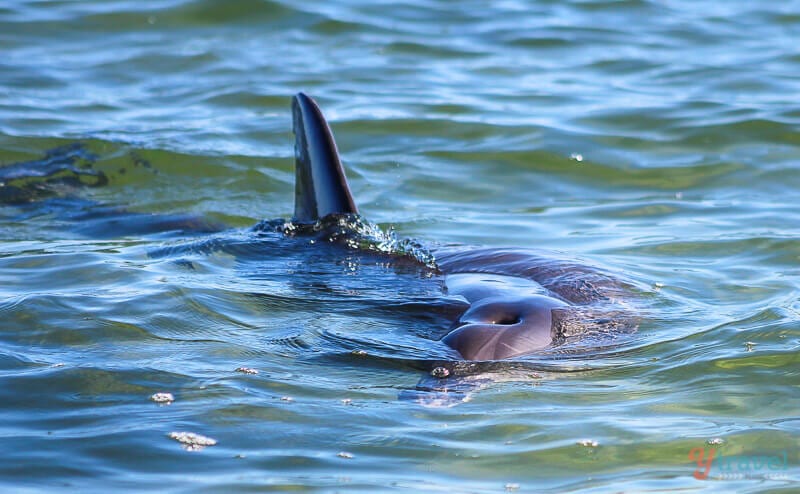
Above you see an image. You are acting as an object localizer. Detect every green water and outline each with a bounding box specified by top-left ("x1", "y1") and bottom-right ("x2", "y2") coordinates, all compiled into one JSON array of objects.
[{"x1": 1, "y1": 1, "x2": 798, "y2": 492}]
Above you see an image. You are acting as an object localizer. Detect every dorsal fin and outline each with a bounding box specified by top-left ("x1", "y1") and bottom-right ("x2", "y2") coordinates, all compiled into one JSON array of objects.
[{"x1": 291, "y1": 92, "x2": 358, "y2": 223}]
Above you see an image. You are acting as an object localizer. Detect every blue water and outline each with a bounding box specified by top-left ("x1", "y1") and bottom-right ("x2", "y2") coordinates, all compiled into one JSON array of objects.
[{"x1": 1, "y1": 1, "x2": 799, "y2": 492}]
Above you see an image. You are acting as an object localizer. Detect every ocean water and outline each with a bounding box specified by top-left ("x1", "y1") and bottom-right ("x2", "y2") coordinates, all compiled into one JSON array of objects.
[{"x1": 1, "y1": 0, "x2": 799, "y2": 492}]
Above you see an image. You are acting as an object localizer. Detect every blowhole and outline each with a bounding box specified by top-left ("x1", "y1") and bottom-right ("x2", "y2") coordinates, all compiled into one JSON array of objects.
[{"x1": 493, "y1": 315, "x2": 521, "y2": 325}]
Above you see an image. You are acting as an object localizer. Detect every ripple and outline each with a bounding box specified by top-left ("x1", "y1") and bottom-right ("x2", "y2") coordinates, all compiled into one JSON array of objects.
[{"x1": 1, "y1": 0, "x2": 800, "y2": 491}]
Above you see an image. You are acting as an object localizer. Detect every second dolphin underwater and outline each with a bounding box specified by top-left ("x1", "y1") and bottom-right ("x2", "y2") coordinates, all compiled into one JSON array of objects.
[{"x1": 1, "y1": 93, "x2": 638, "y2": 403}]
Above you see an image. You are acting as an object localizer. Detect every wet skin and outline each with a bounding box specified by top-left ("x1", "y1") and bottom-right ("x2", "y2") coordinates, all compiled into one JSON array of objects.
[{"x1": 441, "y1": 273, "x2": 567, "y2": 360}]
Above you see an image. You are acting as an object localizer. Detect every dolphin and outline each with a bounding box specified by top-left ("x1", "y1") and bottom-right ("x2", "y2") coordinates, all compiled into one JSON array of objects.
[
  {"x1": 292, "y1": 92, "x2": 635, "y2": 364},
  {"x1": 1, "y1": 93, "x2": 637, "y2": 403}
]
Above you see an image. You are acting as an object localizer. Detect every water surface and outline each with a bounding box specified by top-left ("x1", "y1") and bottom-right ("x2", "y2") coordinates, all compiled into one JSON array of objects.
[{"x1": 1, "y1": 1, "x2": 799, "y2": 492}]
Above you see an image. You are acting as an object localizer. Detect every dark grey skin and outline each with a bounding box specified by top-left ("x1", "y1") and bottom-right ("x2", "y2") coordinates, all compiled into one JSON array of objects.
[
  {"x1": 293, "y1": 93, "x2": 634, "y2": 362},
  {"x1": 292, "y1": 93, "x2": 358, "y2": 222}
]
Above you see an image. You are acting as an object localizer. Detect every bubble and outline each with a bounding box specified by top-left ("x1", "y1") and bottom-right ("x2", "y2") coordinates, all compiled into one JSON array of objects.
[
  {"x1": 431, "y1": 366, "x2": 450, "y2": 378},
  {"x1": 168, "y1": 431, "x2": 217, "y2": 451},
  {"x1": 150, "y1": 392, "x2": 174, "y2": 404}
]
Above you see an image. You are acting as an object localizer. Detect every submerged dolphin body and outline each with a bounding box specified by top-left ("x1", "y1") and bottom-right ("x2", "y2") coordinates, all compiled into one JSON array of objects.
[{"x1": 292, "y1": 92, "x2": 635, "y2": 365}]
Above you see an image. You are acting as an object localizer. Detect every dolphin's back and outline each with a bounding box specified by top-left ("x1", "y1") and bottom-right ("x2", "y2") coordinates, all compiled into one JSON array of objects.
[{"x1": 436, "y1": 248, "x2": 629, "y2": 305}]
